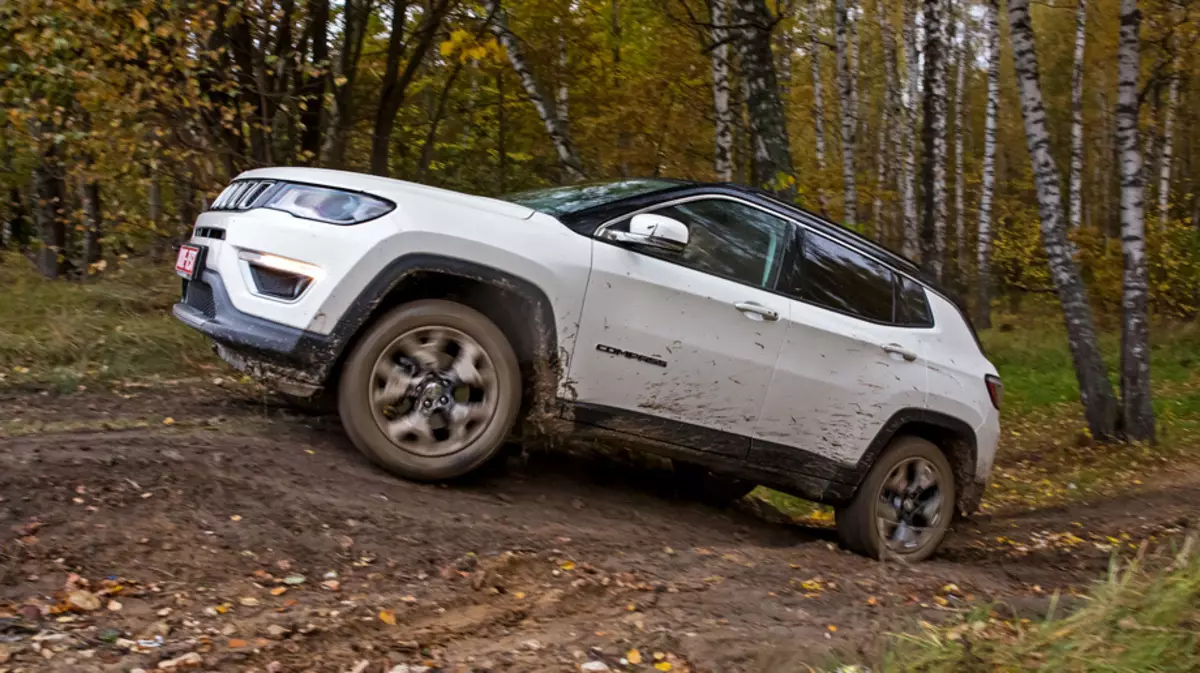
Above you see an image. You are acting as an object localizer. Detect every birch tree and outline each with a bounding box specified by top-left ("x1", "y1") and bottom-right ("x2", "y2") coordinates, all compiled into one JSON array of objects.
[
  {"x1": 1007, "y1": 0, "x2": 1119, "y2": 440},
  {"x1": 975, "y1": 0, "x2": 1000, "y2": 329},
  {"x1": 732, "y1": 0, "x2": 796, "y2": 195},
  {"x1": 711, "y1": 0, "x2": 735, "y2": 181},
  {"x1": 487, "y1": 0, "x2": 586, "y2": 182},
  {"x1": 1157, "y1": 73, "x2": 1178, "y2": 225},
  {"x1": 900, "y1": 0, "x2": 920, "y2": 260},
  {"x1": 951, "y1": 6, "x2": 967, "y2": 277},
  {"x1": 808, "y1": 5, "x2": 830, "y2": 213},
  {"x1": 872, "y1": 0, "x2": 898, "y2": 241},
  {"x1": 1068, "y1": 0, "x2": 1087, "y2": 229},
  {"x1": 1116, "y1": 0, "x2": 1154, "y2": 442},
  {"x1": 836, "y1": 0, "x2": 858, "y2": 228},
  {"x1": 919, "y1": 0, "x2": 949, "y2": 280}
]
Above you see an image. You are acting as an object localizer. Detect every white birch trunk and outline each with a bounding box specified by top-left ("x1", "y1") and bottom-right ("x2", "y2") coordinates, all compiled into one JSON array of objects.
[
  {"x1": 952, "y1": 7, "x2": 967, "y2": 277},
  {"x1": 1007, "y1": 0, "x2": 1119, "y2": 440},
  {"x1": 900, "y1": 0, "x2": 920, "y2": 259},
  {"x1": 1068, "y1": 0, "x2": 1087, "y2": 229},
  {"x1": 809, "y1": 12, "x2": 831, "y2": 214},
  {"x1": 556, "y1": 30, "x2": 569, "y2": 128},
  {"x1": 919, "y1": 0, "x2": 949, "y2": 280},
  {"x1": 711, "y1": 0, "x2": 735, "y2": 181},
  {"x1": 487, "y1": 0, "x2": 585, "y2": 182},
  {"x1": 836, "y1": 0, "x2": 858, "y2": 229},
  {"x1": 976, "y1": 0, "x2": 1000, "y2": 328},
  {"x1": 1157, "y1": 73, "x2": 1178, "y2": 225},
  {"x1": 1116, "y1": 0, "x2": 1154, "y2": 442}
]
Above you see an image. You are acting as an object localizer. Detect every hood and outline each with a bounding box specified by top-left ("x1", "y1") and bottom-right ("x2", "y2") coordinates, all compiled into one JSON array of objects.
[{"x1": 236, "y1": 167, "x2": 536, "y2": 221}]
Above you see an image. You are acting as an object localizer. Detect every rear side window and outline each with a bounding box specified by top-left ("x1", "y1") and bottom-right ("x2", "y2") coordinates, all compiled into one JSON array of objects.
[
  {"x1": 896, "y1": 276, "x2": 934, "y2": 327},
  {"x1": 796, "y1": 234, "x2": 895, "y2": 322}
]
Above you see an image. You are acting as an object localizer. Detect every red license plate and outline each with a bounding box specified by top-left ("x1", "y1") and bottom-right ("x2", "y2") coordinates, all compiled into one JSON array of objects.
[{"x1": 175, "y1": 244, "x2": 203, "y2": 279}]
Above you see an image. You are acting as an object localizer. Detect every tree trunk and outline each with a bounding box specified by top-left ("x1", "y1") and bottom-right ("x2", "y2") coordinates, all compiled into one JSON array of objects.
[
  {"x1": 951, "y1": 7, "x2": 967, "y2": 280},
  {"x1": 1068, "y1": 0, "x2": 1087, "y2": 229},
  {"x1": 418, "y1": 62, "x2": 466, "y2": 180},
  {"x1": 556, "y1": 28, "x2": 569, "y2": 127},
  {"x1": 1157, "y1": 72, "x2": 1178, "y2": 225},
  {"x1": 300, "y1": 0, "x2": 329, "y2": 163},
  {"x1": 323, "y1": 0, "x2": 373, "y2": 168},
  {"x1": 31, "y1": 122, "x2": 67, "y2": 279},
  {"x1": 1116, "y1": 0, "x2": 1154, "y2": 442},
  {"x1": 900, "y1": 0, "x2": 920, "y2": 259},
  {"x1": 1007, "y1": 0, "x2": 1119, "y2": 440},
  {"x1": 496, "y1": 69, "x2": 508, "y2": 192},
  {"x1": 78, "y1": 178, "x2": 102, "y2": 272},
  {"x1": 872, "y1": 0, "x2": 898, "y2": 243},
  {"x1": 732, "y1": 0, "x2": 796, "y2": 196},
  {"x1": 836, "y1": 0, "x2": 858, "y2": 229},
  {"x1": 808, "y1": 6, "x2": 830, "y2": 213},
  {"x1": 919, "y1": 0, "x2": 949, "y2": 281},
  {"x1": 976, "y1": 0, "x2": 1000, "y2": 329},
  {"x1": 711, "y1": 0, "x2": 735, "y2": 181},
  {"x1": 487, "y1": 0, "x2": 585, "y2": 182}
]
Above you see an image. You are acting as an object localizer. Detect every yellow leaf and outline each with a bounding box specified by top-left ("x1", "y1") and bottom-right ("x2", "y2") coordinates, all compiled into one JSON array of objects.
[
  {"x1": 560, "y1": 561, "x2": 576, "y2": 571},
  {"x1": 654, "y1": 663, "x2": 672, "y2": 671},
  {"x1": 379, "y1": 610, "x2": 396, "y2": 625},
  {"x1": 627, "y1": 649, "x2": 642, "y2": 664},
  {"x1": 163, "y1": 417, "x2": 175, "y2": 425},
  {"x1": 131, "y1": 10, "x2": 149, "y2": 30},
  {"x1": 513, "y1": 591, "x2": 526, "y2": 600},
  {"x1": 827, "y1": 624, "x2": 838, "y2": 632},
  {"x1": 270, "y1": 587, "x2": 288, "y2": 596}
]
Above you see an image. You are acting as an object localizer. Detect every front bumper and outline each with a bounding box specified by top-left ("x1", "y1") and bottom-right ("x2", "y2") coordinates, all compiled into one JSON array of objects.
[{"x1": 174, "y1": 270, "x2": 339, "y2": 396}]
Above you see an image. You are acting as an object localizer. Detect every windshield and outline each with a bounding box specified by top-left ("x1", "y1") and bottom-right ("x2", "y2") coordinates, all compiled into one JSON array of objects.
[{"x1": 502, "y1": 179, "x2": 684, "y2": 217}]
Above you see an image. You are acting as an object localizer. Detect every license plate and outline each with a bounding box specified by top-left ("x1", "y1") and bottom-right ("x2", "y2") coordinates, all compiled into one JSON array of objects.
[{"x1": 175, "y1": 244, "x2": 204, "y2": 280}]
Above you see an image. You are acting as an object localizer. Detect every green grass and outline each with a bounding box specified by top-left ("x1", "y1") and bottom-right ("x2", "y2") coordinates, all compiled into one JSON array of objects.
[
  {"x1": 0, "y1": 252, "x2": 216, "y2": 389},
  {"x1": 884, "y1": 540, "x2": 1200, "y2": 672}
]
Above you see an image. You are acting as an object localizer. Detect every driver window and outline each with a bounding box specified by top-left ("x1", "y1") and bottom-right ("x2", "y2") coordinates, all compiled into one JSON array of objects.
[{"x1": 612, "y1": 199, "x2": 792, "y2": 288}]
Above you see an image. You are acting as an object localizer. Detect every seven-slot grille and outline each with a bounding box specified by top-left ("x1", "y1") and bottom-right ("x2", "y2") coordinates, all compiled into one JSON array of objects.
[{"x1": 209, "y1": 180, "x2": 276, "y2": 211}]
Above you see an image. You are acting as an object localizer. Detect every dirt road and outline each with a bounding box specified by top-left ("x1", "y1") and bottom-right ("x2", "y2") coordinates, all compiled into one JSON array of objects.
[{"x1": 1, "y1": 384, "x2": 1196, "y2": 672}]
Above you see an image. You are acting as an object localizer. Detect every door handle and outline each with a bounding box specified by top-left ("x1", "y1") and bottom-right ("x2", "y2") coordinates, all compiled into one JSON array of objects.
[
  {"x1": 881, "y1": 343, "x2": 918, "y2": 362},
  {"x1": 734, "y1": 301, "x2": 779, "y2": 322}
]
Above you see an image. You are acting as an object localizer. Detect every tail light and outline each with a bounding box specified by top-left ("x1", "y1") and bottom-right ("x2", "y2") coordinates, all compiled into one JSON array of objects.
[{"x1": 985, "y1": 375, "x2": 1003, "y2": 410}]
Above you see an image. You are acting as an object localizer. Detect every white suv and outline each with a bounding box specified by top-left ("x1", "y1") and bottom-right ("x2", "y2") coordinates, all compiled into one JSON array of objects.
[{"x1": 174, "y1": 167, "x2": 1001, "y2": 561}]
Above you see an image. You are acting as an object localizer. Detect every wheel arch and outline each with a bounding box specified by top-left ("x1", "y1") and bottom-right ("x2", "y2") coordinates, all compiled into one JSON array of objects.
[
  {"x1": 852, "y1": 409, "x2": 980, "y2": 515},
  {"x1": 320, "y1": 254, "x2": 562, "y2": 427}
]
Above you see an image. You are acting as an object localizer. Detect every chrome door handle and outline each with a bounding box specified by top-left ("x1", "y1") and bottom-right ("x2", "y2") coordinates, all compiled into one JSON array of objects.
[
  {"x1": 881, "y1": 343, "x2": 918, "y2": 362},
  {"x1": 734, "y1": 301, "x2": 779, "y2": 322}
]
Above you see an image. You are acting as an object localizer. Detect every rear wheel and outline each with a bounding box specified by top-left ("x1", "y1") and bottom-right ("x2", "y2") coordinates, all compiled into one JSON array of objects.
[
  {"x1": 338, "y1": 300, "x2": 522, "y2": 481},
  {"x1": 835, "y1": 436, "x2": 955, "y2": 562}
]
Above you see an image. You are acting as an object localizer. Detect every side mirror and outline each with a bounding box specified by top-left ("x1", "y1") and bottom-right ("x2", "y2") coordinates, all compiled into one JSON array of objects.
[{"x1": 602, "y1": 213, "x2": 689, "y2": 252}]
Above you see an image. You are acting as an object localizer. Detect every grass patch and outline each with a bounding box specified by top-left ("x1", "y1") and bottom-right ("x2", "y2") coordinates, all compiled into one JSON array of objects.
[
  {"x1": 0, "y1": 252, "x2": 216, "y2": 388},
  {"x1": 885, "y1": 539, "x2": 1200, "y2": 672}
]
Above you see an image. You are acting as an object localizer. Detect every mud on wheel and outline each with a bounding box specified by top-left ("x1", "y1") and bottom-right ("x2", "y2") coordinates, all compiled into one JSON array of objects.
[
  {"x1": 835, "y1": 436, "x2": 955, "y2": 562},
  {"x1": 338, "y1": 299, "x2": 522, "y2": 481}
]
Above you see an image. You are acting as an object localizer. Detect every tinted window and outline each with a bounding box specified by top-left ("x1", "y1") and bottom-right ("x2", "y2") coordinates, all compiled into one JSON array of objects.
[
  {"x1": 796, "y1": 234, "x2": 895, "y2": 322},
  {"x1": 502, "y1": 179, "x2": 682, "y2": 217},
  {"x1": 613, "y1": 199, "x2": 792, "y2": 287},
  {"x1": 896, "y1": 276, "x2": 934, "y2": 327}
]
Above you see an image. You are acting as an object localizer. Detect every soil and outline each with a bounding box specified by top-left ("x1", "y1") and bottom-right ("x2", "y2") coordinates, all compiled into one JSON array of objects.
[{"x1": 1, "y1": 383, "x2": 1197, "y2": 673}]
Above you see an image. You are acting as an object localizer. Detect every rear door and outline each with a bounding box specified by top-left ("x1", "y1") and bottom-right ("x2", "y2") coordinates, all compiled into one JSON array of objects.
[
  {"x1": 751, "y1": 230, "x2": 930, "y2": 473},
  {"x1": 567, "y1": 196, "x2": 793, "y2": 457}
]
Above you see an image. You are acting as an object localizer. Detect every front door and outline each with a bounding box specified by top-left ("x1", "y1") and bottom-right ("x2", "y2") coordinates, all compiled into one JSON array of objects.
[{"x1": 567, "y1": 197, "x2": 794, "y2": 458}]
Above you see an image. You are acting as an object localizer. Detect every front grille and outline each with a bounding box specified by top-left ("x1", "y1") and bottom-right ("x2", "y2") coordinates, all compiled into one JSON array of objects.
[
  {"x1": 184, "y1": 279, "x2": 216, "y2": 318},
  {"x1": 209, "y1": 179, "x2": 276, "y2": 212}
]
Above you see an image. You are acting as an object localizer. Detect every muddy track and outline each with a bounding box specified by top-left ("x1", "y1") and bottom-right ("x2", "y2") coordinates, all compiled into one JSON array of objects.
[{"x1": 1, "y1": 386, "x2": 1196, "y2": 672}]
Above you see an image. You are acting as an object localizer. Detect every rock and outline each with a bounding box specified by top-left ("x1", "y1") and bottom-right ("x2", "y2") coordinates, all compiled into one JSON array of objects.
[
  {"x1": 158, "y1": 652, "x2": 203, "y2": 669},
  {"x1": 266, "y1": 624, "x2": 289, "y2": 639},
  {"x1": 580, "y1": 662, "x2": 610, "y2": 672},
  {"x1": 521, "y1": 639, "x2": 543, "y2": 652},
  {"x1": 67, "y1": 590, "x2": 101, "y2": 612},
  {"x1": 267, "y1": 662, "x2": 284, "y2": 673},
  {"x1": 323, "y1": 571, "x2": 338, "y2": 580}
]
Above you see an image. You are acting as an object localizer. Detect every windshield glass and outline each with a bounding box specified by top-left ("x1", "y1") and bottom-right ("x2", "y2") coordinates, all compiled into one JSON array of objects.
[{"x1": 502, "y1": 179, "x2": 683, "y2": 217}]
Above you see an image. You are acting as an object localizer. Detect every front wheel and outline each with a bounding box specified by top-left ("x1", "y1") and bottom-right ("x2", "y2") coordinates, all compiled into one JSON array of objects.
[
  {"x1": 835, "y1": 436, "x2": 955, "y2": 562},
  {"x1": 337, "y1": 299, "x2": 522, "y2": 481}
]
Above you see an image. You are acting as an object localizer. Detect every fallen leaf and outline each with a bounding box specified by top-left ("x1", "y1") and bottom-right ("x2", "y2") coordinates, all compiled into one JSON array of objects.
[
  {"x1": 627, "y1": 649, "x2": 643, "y2": 664},
  {"x1": 107, "y1": 600, "x2": 122, "y2": 612},
  {"x1": 283, "y1": 575, "x2": 306, "y2": 585},
  {"x1": 67, "y1": 590, "x2": 101, "y2": 612},
  {"x1": 560, "y1": 561, "x2": 576, "y2": 571},
  {"x1": 163, "y1": 417, "x2": 175, "y2": 425},
  {"x1": 513, "y1": 591, "x2": 526, "y2": 600},
  {"x1": 227, "y1": 638, "x2": 249, "y2": 649},
  {"x1": 230, "y1": 515, "x2": 242, "y2": 522},
  {"x1": 270, "y1": 587, "x2": 288, "y2": 596},
  {"x1": 379, "y1": 610, "x2": 396, "y2": 625},
  {"x1": 827, "y1": 624, "x2": 838, "y2": 632},
  {"x1": 239, "y1": 597, "x2": 260, "y2": 607},
  {"x1": 654, "y1": 663, "x2": 672, "y2": 671}
]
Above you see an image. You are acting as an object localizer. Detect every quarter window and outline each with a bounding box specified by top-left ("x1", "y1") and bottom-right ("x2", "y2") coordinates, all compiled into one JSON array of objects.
[
  {"x1": 609, "y1": 199, "x2": 792, "y2": 288},
  {"x1": 896, "y1": 276, "x2": 934, "y2": 327},
  {"x1": 793, "y1": 233, "x2": 895, "y2": 323}
]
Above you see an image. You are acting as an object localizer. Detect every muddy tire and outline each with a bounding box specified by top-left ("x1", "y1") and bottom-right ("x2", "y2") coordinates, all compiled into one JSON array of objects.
[
  {"x1": 674, "y1": 462, "x2": 756, "y2": 505},
  {"x1": 338, "y1": 299, "x2": 522, "y2": 481},
  {"x1": 835, "y1": 436, "x2": 955, "y2": 562}
]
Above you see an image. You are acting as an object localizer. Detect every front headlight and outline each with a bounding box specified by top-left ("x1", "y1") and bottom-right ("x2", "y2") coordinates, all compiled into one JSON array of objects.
[{"x1": 260, "y1": 184, "x2": 394, "y2": 225}]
